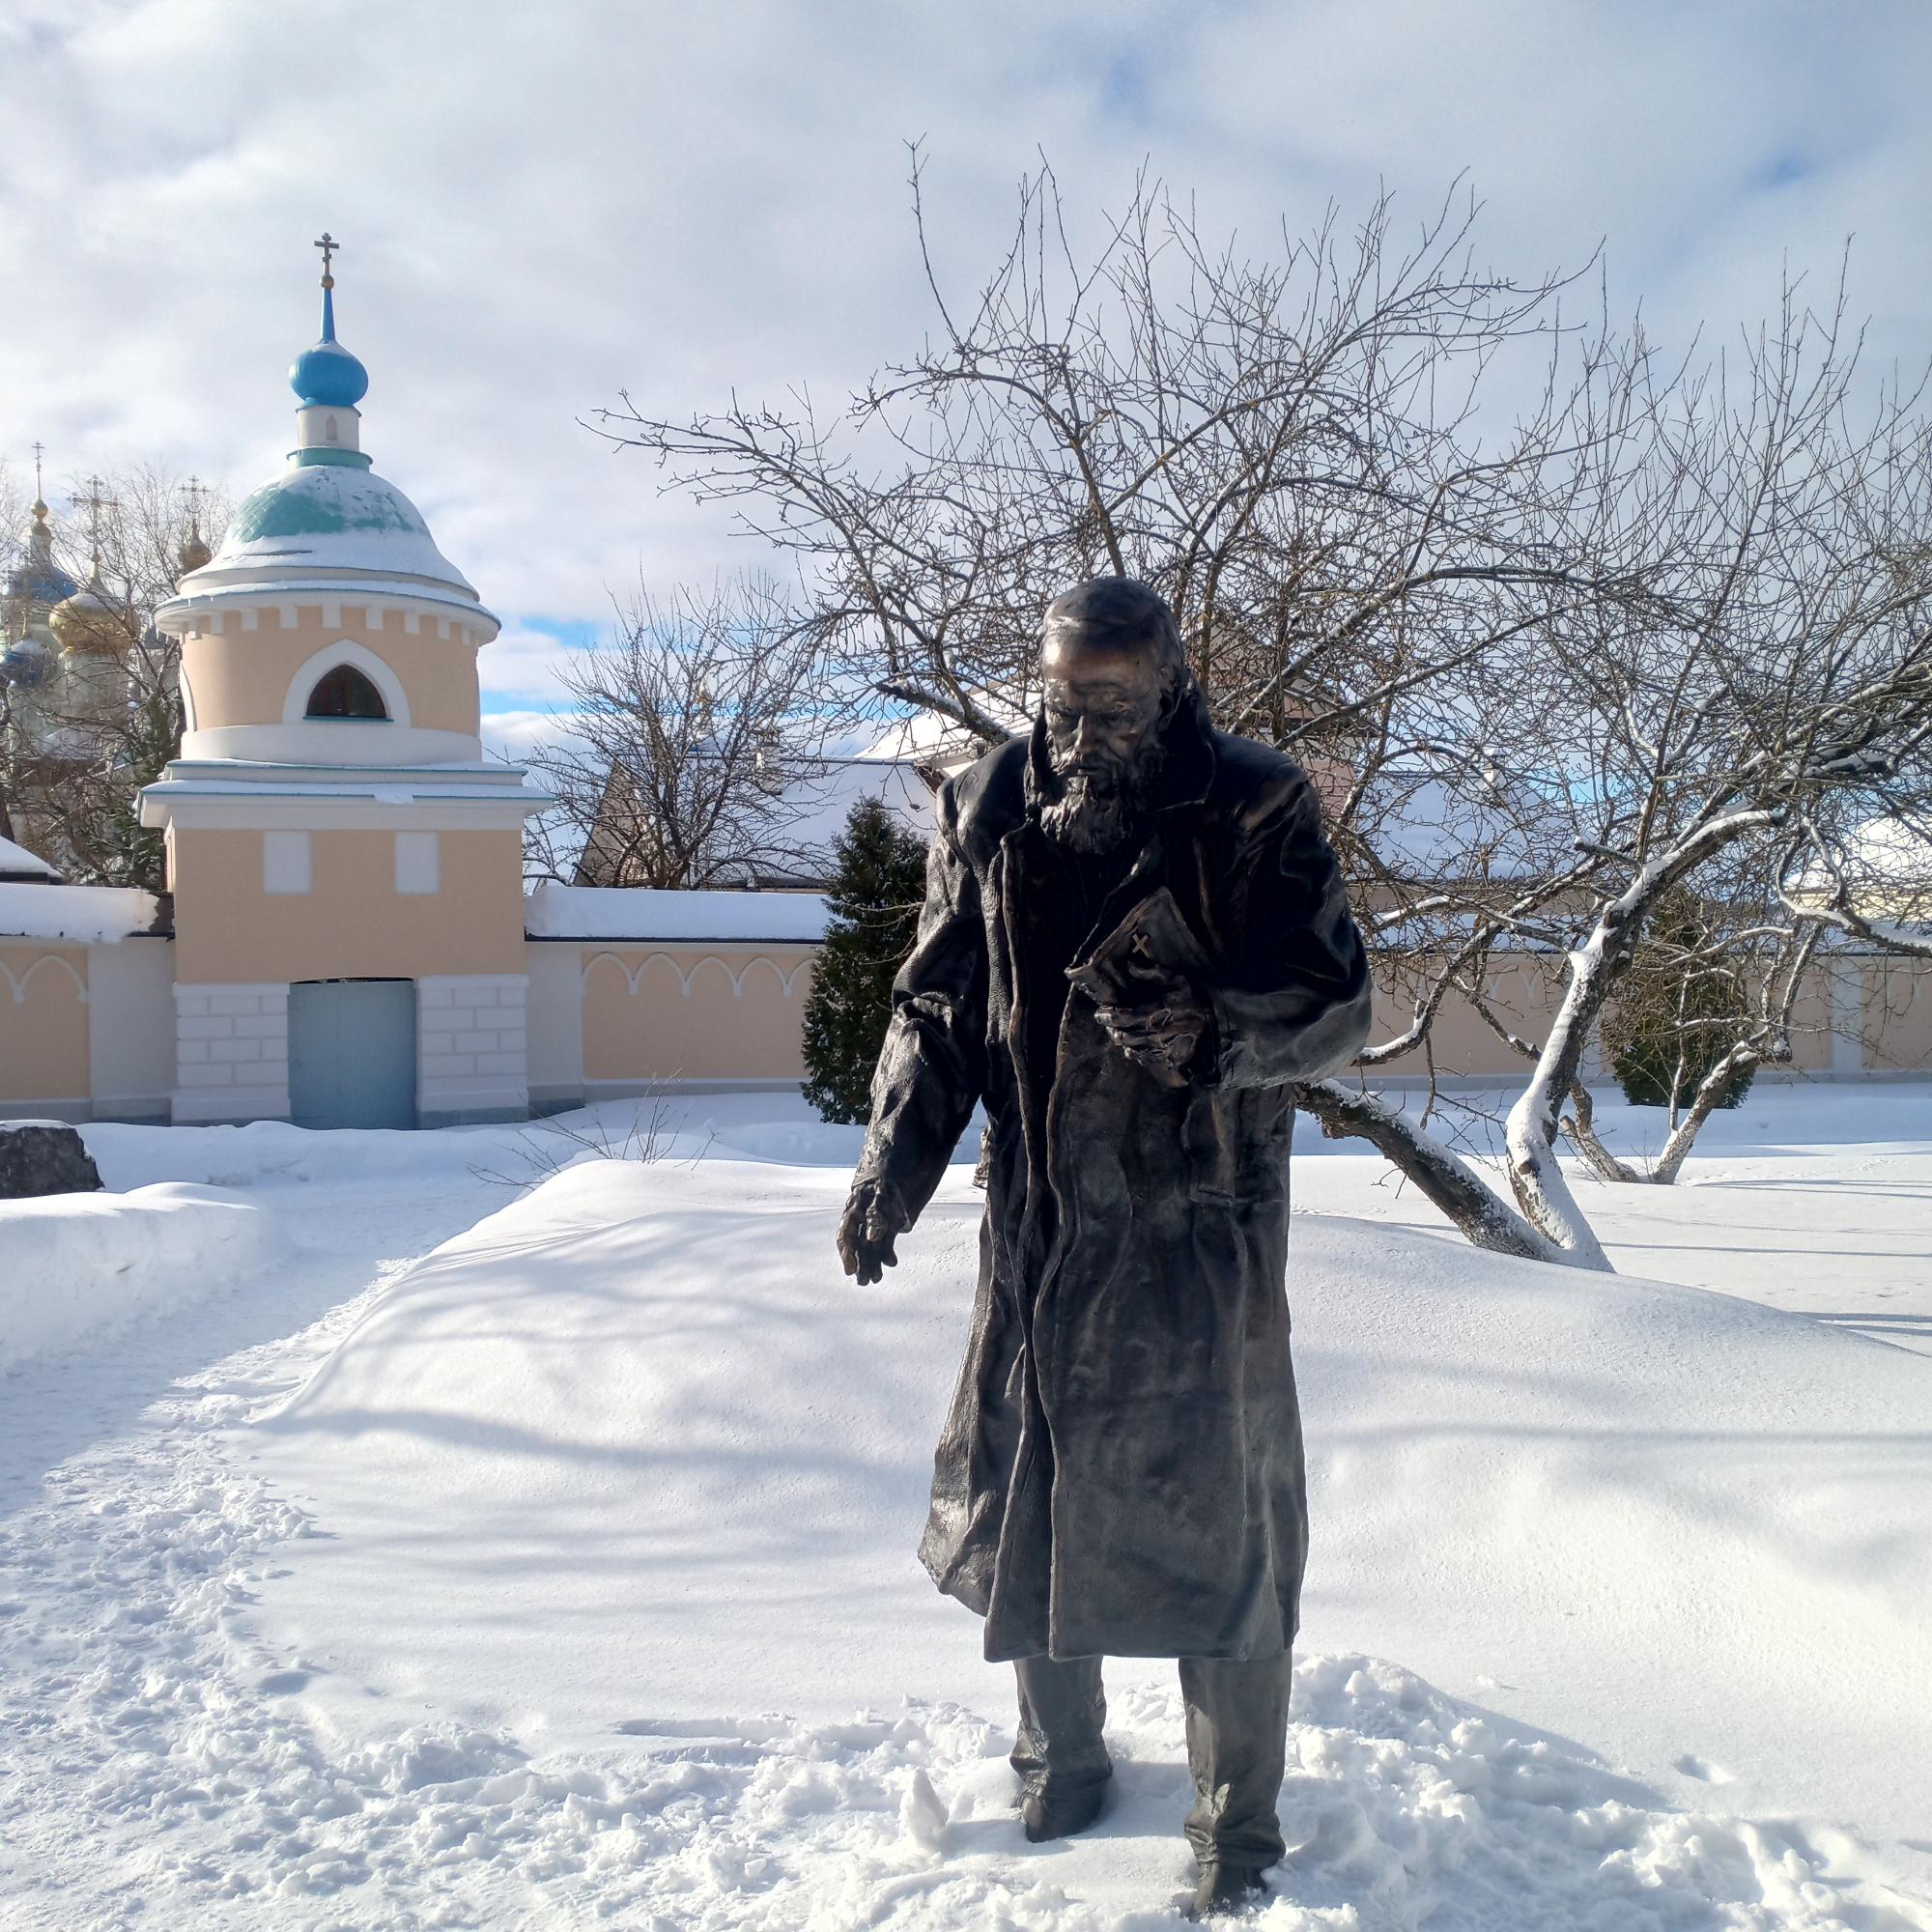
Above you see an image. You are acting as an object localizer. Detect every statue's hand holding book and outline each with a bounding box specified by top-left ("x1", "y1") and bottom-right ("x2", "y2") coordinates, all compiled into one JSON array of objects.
[{"x1": 1067, "y1": 888, "x2": 1214, "y2": 1086}]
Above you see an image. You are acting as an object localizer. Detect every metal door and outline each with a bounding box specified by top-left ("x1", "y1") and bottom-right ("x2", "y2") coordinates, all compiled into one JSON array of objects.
[{"x1": 287, "y1": 979, "x2": 417, "y2": 1130}]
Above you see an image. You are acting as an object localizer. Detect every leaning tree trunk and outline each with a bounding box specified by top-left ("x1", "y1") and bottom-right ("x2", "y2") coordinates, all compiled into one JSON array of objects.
[
  {"x1": 1648, "y1": 1042, "x2": 1764, "y2": 1183},
  {"x1": 1296, "y1": 1080, "x2": 1576, "y2": 1266},
  {"x1": 1305, "y1": 809, "x2": 1787, "y2": 1268},
  {"x1": 1499, "y1": 809, "x2": 1782, "y2": 1257}
]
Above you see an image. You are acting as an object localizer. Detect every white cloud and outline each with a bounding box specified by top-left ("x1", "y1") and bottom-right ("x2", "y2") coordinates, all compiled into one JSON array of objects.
[
  {"x1": 480, "y1": 708, "x2": 574, "y2": 764},
  {"x1": 3, "y1": 0, "x2": 1927, "y2": 718}
]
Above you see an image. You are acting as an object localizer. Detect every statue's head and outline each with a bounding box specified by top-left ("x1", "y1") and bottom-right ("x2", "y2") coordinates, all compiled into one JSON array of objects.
[{"x1": 1037, "y1": 577, "x2": 1184, "y2": 853}]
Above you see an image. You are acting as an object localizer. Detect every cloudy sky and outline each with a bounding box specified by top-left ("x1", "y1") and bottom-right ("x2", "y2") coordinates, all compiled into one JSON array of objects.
[{"x1": 4, "y1": 0, "x2": 1927, "y2": 749}]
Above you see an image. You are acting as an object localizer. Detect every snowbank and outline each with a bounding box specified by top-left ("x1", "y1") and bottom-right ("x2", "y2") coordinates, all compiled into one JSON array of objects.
[
  {"x1": 524, "y1": 881, "x2": 828, "y2": 942},
  {"x1": 251, "y1": 1154, "x2": 1932, "y2": 1916},
  {"x1": 0, "y1": 1181, "x2": 273, "y2": 1372},
  {"x1": 0, "y1": 880, "x2": 158, "y2": 941}
]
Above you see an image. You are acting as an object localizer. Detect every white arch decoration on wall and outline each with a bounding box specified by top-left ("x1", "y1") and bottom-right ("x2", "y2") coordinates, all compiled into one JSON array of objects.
[
  {"x1": 580, "y1": 949, "x2": 811, "y2": 999},
  {"x1": 280, "y1": 639, "x2": 412, "y2": 727},
  {"x1": 0, "y1": 953, "x2": 89, "y2": 1004}
]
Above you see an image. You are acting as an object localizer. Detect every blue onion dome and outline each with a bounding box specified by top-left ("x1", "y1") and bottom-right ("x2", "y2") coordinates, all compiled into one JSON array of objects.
[
  {"x1": 1, "y1": 639, "x2": 52, "y2": 688},
  {"x1": 6, "y1": 499, "x2": 77, "y2": 609},
  {"x1": 289, "y1": 285, "x2": 369, "y2": 409}
]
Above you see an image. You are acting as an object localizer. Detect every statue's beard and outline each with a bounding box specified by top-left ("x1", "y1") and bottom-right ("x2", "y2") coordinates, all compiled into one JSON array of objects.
[{"x1": 1038, "y1": 734, "x2": 1165, "y2": 854}]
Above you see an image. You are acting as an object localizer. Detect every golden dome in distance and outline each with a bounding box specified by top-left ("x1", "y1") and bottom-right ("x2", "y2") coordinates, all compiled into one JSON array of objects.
[
  {"x1": 52, "y1": 473, "x2": 130, "y2": 660},
  {"x1": 177, "y1": 475, "x2": 213, "y2": 580},
  {"x1": 50, "y1": 570, "x2": 129, "y2": 661}
]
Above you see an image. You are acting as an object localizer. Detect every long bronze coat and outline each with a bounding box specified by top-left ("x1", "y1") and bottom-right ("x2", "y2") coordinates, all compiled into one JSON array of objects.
[{"x1": 855, "y1": 685, "x2": 1373, "y2": 1662}]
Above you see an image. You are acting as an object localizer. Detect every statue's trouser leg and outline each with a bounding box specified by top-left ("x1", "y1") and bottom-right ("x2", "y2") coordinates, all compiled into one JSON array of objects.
[
  {"x1": 1179, "y1": 1652, "x2": 1292, "y2": 1871},
  {"x1": 1010, "y1": 1654, "x2": 1112, "y2": 1801}
]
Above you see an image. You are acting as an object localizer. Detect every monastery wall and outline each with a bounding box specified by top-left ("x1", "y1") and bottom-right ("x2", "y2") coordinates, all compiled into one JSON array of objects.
[
  {"x1": 559, "y1": 941, "x2": 817, "y2": 1096},
  {"x1": 0, "y1": 934, "x2": 173, "y2": 1122},
  {"x1": 0, "y1": 942, "x2": 90, "y2": 1118},
  {"x1": 1363, "y1": 952, "x2": 1917, "y2": 1084},
  {"x1": 1864, "y1": 960, "x2": 1932, "y2": 1073},
  {"x1": 2, "y1": 915, "x2": 1928, "y2": 1125}
]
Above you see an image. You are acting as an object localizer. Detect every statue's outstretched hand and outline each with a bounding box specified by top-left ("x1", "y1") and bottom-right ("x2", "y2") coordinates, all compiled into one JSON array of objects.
[{"x1": 838, "y1": 1177, "x2": 910, "y2": 1285}]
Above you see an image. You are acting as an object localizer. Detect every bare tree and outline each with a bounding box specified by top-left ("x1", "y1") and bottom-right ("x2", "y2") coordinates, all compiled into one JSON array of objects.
[
  {"x1": 2, "y1": 462, "x2": 228, "y2": 891},
  {"x1": 1303, "y1": 273, "x2": 1932, "y2": 1257},
  {"x1": 595, "y1": 158, "x2": 1647, "y2": 765},
  {"x1": 592, "y1": 165, "x2": 1932, "y2": 1268},
  {"x1": 524, "y1": 576, "x2": 841, "y2": 890}
]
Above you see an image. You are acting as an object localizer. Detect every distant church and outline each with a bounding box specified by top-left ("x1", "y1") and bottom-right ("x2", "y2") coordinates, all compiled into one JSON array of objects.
[
  {"x1": 0, "y1": 244, "x2": 835, "y2": 1128},
  {"x1": 2, "y1": 457, "x2": 197, "y2": 868}
]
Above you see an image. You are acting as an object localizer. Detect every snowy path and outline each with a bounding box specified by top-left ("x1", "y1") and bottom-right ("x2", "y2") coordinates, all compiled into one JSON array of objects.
[
  {"x1": 3, "y1": 1099, "x2": 1931, "y2": 1929},
  {"x1": 0, "y1": 1142, "x2": 510, "y2": 1927}
]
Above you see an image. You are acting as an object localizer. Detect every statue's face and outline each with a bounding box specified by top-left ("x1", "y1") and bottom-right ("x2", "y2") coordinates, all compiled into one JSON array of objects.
[
  {"x1": 1040, "y1": 630, "x2": 1166, "y2": 781},
  {"x1": 1037, "y1": 627, "x2": 1168, "y2": 853}
]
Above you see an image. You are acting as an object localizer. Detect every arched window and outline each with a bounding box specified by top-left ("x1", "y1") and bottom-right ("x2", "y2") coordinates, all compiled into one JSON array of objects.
[{"x1": 305, "y1": 664, "x2": 388, "y2": 720}]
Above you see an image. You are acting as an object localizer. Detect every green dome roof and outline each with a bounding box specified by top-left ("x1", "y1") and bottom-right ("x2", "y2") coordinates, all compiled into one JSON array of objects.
[{"x1": 199, "y1": 462, "x2": 477, "y2": 599}]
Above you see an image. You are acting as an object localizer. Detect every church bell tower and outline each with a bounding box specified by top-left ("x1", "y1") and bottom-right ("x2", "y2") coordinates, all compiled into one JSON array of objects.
[{"x1": 141, "y1": 237, "x2": 549, "y2": 1128}]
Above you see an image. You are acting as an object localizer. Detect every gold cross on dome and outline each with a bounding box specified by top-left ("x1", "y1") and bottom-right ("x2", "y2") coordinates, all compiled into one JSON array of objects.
[
  {"x1": 314, "y1": 231, "x2": 339, "y2": 289},
  {"x1": 78, "y1": 473, "x2": 113, "y2": 570}
]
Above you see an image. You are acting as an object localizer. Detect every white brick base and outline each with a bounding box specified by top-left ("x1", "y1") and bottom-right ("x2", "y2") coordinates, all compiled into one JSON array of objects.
[
  {"x1": 172, "y1": 981, "x2": 291, "y2": 1123},
  {"x1": 416, "y1": 974, "x2": 529, "y2": 1122}
]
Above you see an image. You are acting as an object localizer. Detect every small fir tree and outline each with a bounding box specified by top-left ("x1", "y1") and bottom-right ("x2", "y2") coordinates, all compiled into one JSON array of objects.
[
  {"x1": 1602, "y1": 891, "x2": 1759, "y2": 1113},
  {"x1": 801, "y1": 797, "x2": 930, "y2": 1123}
]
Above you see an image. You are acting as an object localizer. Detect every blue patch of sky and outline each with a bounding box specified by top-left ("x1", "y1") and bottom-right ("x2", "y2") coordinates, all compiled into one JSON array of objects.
[
  {"x1": 1100, "y1": 48, "x2": 1154, "y2": 125},
  {"x1": 1757, "y1": 150, "x2": 1810, "y2": 192},
  {"x1": 480, "y1": 612, "x2": 598, "y2": 714},
  {"x1": 1034, "y1": 0, "x2": 1251, "y2": 133}
]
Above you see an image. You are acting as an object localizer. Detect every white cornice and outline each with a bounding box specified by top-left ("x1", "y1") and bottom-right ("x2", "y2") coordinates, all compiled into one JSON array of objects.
[
  {"x1": 161, "y1": 757, "x2": 534, "y2": 784},
  {"x1": 139, "y1": 757, "x2": 554, "y2": 832},
  {"x1": 140, "y1": 792, "x2": 545, "y2": 834}
]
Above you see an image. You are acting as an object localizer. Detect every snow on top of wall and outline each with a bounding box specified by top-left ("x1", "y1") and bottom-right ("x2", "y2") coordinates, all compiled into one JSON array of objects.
[
  {"x1": 526, "y1": 883, "x2": 829, "y2": 943},
  {"x1": 765, "y1": 755, "x2": 933, "y2": 862},
  {"x1": 857, "y1": 692, "x2": 1030, "y2": 767},
  {"x1": 0, "y1": 835, "x2": 59, "y2": 880},
  {"x1": 0, "y1": 883, "x2": 159, "y2": 943}
]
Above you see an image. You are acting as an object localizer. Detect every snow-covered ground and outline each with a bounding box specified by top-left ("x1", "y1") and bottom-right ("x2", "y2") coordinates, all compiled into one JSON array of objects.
[
  {"x1": 0, "y1": 1181, "x2": 273, "y2": 1373},
  {"x1": 2, "y1": 1088, "x2": 1929, "y2": 1929}
]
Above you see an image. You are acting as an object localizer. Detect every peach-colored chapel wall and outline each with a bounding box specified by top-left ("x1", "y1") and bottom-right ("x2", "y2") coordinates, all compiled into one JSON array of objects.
[
  {"x1": 181, "y1": 605, "x2": 481, "y2": 736},
  {"x1": 0, "y1": 945, "x2": 89, "y2": 1102},
  {"x1": 172, "y1": 828, "x2": 526, "y2": 984},
  {"x1": 581, "y1": 947, "x2": 816, "y2": 1082}
]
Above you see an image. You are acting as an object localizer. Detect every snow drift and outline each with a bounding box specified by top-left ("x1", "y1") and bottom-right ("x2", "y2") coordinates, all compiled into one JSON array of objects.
[
  {"x1": 0, "y1": 1180, "x2": 273, "y2": 1372},
  {"x1": 248, "y1": 1152, "x2": 1932, "y2": 1923}
]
